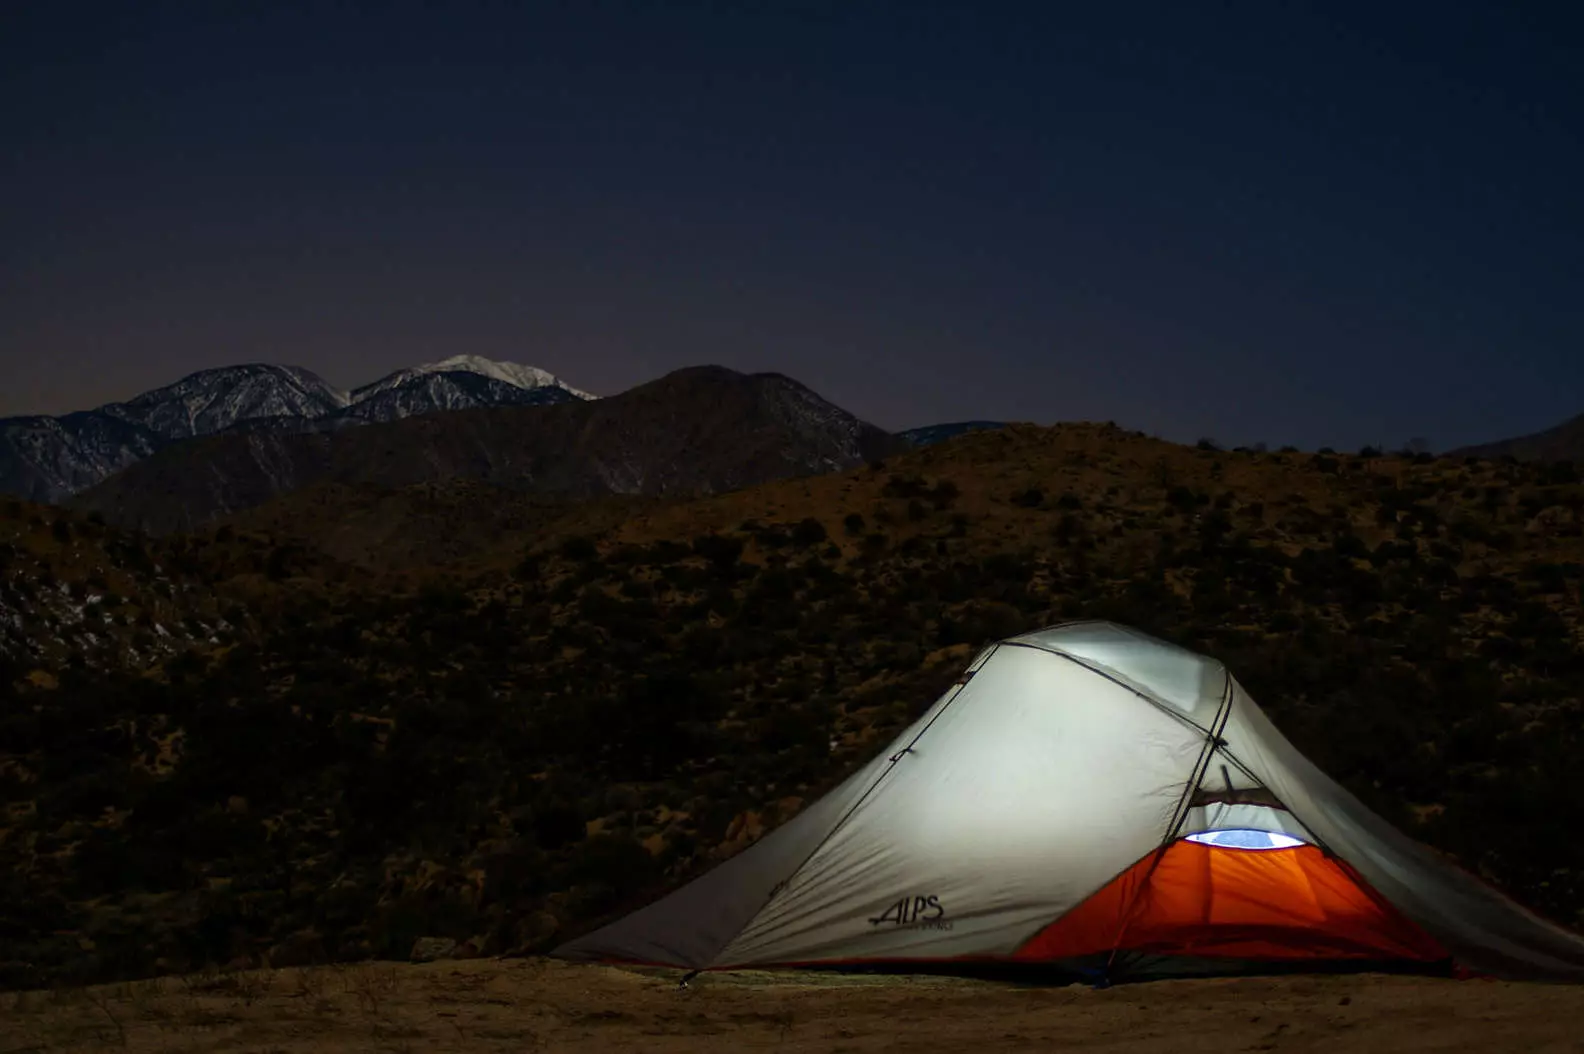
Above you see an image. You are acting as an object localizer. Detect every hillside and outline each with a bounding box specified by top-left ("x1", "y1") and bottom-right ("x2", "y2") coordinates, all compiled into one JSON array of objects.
[
  {"x1": 219, "y1": 482, "x2": 651, "y2": 572},
  {"x1": 896, "y1": 420, "x2": 1007, "y2": 446},
  {"x1": 72, "y1": 367, "x2": 902, "y2": 534},
  {"x1": 4, "y1": 425, "x2": 1584, "y2": 987},
  {"x1": 0, "y1": 499, "x2": 264, "y2": 674},
  {"x1": 1450, "y1": 412, "x2": 1584, "y2": 463}
]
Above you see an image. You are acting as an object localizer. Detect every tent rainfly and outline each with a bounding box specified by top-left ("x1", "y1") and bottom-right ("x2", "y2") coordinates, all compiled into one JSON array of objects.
[{"x1": 554, "y1": 622, "x2": 1584, "y2": 982}]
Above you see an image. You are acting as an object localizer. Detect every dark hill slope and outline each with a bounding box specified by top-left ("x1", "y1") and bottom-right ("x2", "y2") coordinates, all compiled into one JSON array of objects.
[
  {"x1": 0, "y1": 413, "x2": 162, "y2": 504},
  {"x1": 896, "y1": 420, "x2": 1007, "y2": 446},
  {"x1": 0, "y1": 499, "x2": 249, "y2": 673},
  {"x1": 73, "y1": 367, "x2": 902, "y2": 534},
  {"x1": 1450, "y1": 413, "x2": 1584, "y2": 463}
]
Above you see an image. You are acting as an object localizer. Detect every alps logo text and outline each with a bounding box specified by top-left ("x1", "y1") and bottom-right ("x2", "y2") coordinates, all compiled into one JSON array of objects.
[{"x1": 868, "y1": 895, "x2": 950, "y2": 930}]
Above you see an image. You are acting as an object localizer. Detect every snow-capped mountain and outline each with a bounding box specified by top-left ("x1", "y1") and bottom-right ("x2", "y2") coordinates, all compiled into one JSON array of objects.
[
  {"x1": 0, "y1": 413, "x2": 164, "y2": 502},
  {"x1": 353, "y1": 354, "x2": 596, "y2": 402},
  {"x1": 343, "y1": 368, "x2": 582, "y2": 424},
  {"x1": 0, "y1": 357, "x2": 593, "y2": 503},
  {"x1": 72, "y1": 365, "x2": 906, "y2": 534},
  {"x1": 97, "y1": 364, "x2": 351, "y2": 441}
]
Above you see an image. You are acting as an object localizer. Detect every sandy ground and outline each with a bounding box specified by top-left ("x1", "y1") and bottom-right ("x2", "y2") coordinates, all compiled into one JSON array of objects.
[{"x1": 5, "y1": 957, "x2": 1583, "y2": 1053}]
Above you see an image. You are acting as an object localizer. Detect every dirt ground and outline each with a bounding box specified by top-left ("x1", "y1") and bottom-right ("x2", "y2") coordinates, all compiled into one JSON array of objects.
[{"x1": 5, "y1": 957, "x2": 1584, "y2": 1053}]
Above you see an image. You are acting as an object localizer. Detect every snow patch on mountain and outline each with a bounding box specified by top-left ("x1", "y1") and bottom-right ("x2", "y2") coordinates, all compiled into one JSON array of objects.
[
  {"x1": 354, "y1": 355, "x2": 597, "y2": 402},
  {"x1": 99, "y1": 364, "x2": 351, "y2": 441},
  {"x1": 0, "y1": 356, "x2": 593, "y2": 503},
  {"x1": 345, "y1": 371, "x2": 582, "y2": 423}
]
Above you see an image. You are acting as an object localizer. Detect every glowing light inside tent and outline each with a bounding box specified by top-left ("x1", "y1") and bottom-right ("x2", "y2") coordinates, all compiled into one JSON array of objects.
[{"x1": 1186, "y1": 828, "x2": 1306, "y2": 850}]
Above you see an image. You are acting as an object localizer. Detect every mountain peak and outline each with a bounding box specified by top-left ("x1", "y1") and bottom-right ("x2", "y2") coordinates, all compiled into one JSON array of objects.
[
  {"x1": 357, "y1": 356, "x2": 597, "y2": 401},
  {"x1": 100, "y1": 363, "x2": 352, "y2": 437},
  {"x1": 71, "y1": 363, "x2": 902, "y2": 532},
  {"x1": 2, "y1": 356, "x2": 596, "y2": 503}
]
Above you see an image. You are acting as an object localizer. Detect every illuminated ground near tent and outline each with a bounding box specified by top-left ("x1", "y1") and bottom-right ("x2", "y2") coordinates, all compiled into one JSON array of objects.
[{"x1": 8, "y1": 957, "x2": 1584, "y2": 1053}]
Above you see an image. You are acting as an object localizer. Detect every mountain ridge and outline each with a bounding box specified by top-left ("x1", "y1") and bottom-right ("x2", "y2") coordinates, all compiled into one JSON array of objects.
[
  {"x1": 0, "y1": 357, "x2": 593, "y2": 503},
  {"x1": 896, "y1": 420, "x2": 1007, "y2": 446},
  {"x1": 72, "y1": 366, "x2": 903, "y2": 534},
  {"x1": 352, "y1": 354, "x2": 597, "y2": 402},
  {"x1": 1449, "y1": 412, "x2": 1584, "y2": 463}
]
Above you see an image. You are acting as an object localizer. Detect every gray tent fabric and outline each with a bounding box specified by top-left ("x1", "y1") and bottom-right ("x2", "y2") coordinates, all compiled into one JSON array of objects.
[
  {"x1": 553, "y1": 622, "x2": 1584, "y2": 980},
  {"x1": 715, "y1": 644, "x2": 1201, "y2": 966},
  {"x1": 1217, "y1": 679, "x2": 1584, "y2": 980},
  {"x1": 552, "y1": 645, "x2": 1000, "y2": 968},
  {"x1": 549, "y1": 705, "x2": 943, "y2": 969}
]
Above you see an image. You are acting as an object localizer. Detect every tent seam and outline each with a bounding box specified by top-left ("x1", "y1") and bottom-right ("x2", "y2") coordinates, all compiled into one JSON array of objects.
[
  {"x1": 709, "y1": 644, "x2": 995, "y2": 967},
  {"x1": 998, "y1": 640, "x2": 1219, "y2": 739}
]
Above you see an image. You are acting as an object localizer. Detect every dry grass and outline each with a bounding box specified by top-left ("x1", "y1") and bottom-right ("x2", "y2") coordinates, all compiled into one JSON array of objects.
[{"x1": 5, "y1": 958, "x2": 1583, "y2": 1053}]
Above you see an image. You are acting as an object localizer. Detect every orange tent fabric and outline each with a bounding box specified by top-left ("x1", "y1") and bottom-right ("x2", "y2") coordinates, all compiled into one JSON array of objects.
[{"x1": 1015, "y1": 840, "x2": 1449, "y2": 963}]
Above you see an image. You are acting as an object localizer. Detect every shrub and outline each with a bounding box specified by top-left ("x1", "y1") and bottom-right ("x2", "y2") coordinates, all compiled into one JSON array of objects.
[
  {"x1": 1332, "y1": 532, "x2": 1369, "y2": 560},
  {"x1": 533, "y1": 803, "x2": 587, "y2": 851},
  {"x1": 882, "y1": 474, "x2": 929, "y2": 499},
  {"x1": 692, "y1": 533, "x2": 745, "y2": 570},
  {"x1": 566, "y1": 835, "x2": 662, "y2": 914},
  {"x1": 929, "y1": 480, "x2": 961, "y2": 508},
  {"x1": 1541, "y1": 461, "x2": 1579, "y2": 486},
  {"x1": 515, "y1": 553, "x2": 543, "y2": 582},
  {"x1": 790, "y1": 517, "x2": 828, "y2": 547}
]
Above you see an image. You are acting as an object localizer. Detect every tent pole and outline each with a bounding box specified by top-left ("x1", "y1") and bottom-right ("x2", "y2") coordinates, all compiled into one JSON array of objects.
[{"x1": 1104, "y1": 673, "x2": 1236, "y2": 979}]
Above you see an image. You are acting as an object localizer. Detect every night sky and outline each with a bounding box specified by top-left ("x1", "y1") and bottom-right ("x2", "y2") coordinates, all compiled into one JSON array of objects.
[{"x1": 3, "y1": 1, "x2": 1581, "y2": 450}]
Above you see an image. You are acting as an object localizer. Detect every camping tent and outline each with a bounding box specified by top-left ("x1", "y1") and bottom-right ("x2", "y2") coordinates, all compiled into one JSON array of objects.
[{"x1": 554, "y1": 622, "x2": 1584, "y2": 981}]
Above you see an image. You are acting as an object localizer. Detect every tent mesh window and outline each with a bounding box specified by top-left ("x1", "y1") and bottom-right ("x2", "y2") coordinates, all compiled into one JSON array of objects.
[{"x1": 1184, "y1": 829, "x2": 1307, "y2": 850}]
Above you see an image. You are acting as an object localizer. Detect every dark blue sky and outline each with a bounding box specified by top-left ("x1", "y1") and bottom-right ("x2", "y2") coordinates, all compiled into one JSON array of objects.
[{"x1": 3, "y1": 1, "x2": 1581, "y2": 449}]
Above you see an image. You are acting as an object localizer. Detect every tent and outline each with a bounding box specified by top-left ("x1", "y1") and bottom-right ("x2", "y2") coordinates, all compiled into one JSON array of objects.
[{"x1": 554, "y1": 622, "x2": 1584, "y2": 981}]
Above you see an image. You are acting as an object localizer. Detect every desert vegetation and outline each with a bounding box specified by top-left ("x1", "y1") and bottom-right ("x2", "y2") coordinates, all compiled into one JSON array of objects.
[{"x1": 2, "y1": 424, "x2": 1582, "y2": 988}]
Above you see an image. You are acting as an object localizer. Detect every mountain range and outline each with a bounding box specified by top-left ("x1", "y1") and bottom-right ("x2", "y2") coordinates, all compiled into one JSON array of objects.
[
  {"x1": 7, "y1": 347, "x2": 1579, "y2": 532},
  {"x1": 0, "y1": 355, "x2": 592, "y2": 504},
  {"x1": 2, "y1": 355, "x2": 1002, "y2": 518},
  {"x1": 70, "y1": 366, "x2": 904, "y2": 534}
]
